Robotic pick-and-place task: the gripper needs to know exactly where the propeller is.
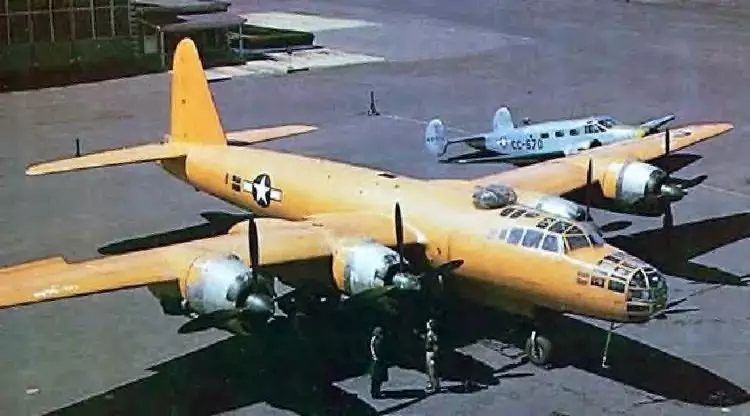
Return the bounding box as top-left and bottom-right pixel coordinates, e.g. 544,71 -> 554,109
585,158 -> 593,221
235,215 -> 276,311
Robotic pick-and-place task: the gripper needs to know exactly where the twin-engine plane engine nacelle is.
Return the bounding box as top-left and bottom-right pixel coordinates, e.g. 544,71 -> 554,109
183,254 -> 274,318
331,241 -> 421,296
600,161 -> 685,209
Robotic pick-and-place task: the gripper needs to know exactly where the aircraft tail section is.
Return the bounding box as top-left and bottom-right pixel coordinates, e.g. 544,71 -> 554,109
492,107 -> 514,131
425,119 -> 448,157
168,38 -> 226,146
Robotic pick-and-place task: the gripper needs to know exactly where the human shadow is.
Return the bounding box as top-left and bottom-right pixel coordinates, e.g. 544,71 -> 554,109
438,302 -> 750,408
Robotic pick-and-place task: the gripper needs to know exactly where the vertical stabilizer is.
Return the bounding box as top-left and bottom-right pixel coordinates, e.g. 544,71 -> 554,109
169,38 -> 226,145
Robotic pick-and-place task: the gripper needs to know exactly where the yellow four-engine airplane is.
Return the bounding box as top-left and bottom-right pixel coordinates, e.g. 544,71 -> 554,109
0,38 -> 734,368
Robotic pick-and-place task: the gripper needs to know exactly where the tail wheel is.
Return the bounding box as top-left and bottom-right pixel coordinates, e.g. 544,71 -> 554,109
525,331 -> 553,367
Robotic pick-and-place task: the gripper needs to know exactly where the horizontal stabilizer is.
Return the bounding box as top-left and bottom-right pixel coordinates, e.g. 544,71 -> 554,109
226,125 -> 318,146
26,144 -> 187,176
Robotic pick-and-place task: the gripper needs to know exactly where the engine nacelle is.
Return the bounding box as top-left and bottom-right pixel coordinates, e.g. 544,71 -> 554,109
600,161 -> 684,209
183,254 -> 273,316
472,183 -> 517,210
331,241 -> 420,296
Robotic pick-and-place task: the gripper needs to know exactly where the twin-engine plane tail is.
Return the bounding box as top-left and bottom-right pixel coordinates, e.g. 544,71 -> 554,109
26,38 -> 316,176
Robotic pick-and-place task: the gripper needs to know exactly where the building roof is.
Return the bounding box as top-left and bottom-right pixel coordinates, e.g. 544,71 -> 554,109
160,11 -> 245,32
134,0 -> 230,15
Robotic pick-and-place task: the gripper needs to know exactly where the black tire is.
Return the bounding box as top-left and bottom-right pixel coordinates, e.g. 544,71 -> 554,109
525,332 -> 553,367
589,139 -> 602,148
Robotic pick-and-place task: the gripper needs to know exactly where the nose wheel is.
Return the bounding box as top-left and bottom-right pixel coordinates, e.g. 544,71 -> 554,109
525,330 -> 553,367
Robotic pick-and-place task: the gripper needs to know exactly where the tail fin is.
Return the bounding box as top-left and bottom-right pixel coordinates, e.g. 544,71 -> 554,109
169,38 -> 226,146
492,107 -> 514,131
425,119 -> 448,157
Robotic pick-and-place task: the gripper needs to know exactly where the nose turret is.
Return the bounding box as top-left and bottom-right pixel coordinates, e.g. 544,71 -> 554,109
626,266 -> 668,321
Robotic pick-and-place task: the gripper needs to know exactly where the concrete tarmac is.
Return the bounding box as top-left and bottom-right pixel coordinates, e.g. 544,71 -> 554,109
2,0 -> 750,414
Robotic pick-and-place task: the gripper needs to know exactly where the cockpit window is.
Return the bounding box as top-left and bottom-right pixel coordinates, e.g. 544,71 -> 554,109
536,217 -> 554,229
598,117 -> 619,129
500,207 -> 515,217
565,225 -> 583,235
521,229 -> 544,248
523,211 -> 540,218
564,234 -> 590,251
549,220 -> 570,234
541,234 -> 560,253
506,227 -> 524,245
588,229 -> 605,246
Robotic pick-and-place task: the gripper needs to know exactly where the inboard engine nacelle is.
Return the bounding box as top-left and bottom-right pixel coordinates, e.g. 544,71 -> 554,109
331,241 -> 421,296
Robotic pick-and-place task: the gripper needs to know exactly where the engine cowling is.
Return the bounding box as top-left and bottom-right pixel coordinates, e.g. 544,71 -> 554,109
600,161 -> 685,208
331,241 -> 421,296
183,253 -> 274,318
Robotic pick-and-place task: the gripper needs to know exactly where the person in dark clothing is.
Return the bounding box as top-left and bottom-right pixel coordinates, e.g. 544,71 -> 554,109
369,326 -> 388,398
424,319 -> 440,394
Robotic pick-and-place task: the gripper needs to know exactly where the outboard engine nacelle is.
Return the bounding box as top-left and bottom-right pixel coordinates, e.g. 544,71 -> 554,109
183,254 -> 274,318
600,161 -> 685,209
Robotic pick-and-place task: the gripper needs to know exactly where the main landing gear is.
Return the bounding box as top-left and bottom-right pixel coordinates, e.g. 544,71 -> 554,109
525,330 -> 553,367
523,319 -> 617,370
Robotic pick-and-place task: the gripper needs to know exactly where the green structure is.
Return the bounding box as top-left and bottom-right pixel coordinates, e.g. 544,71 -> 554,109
0,0 -> 314,90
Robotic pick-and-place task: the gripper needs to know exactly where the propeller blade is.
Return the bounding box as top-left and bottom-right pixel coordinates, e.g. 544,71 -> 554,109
664,128 -> 671,156
177,310 -> 239,334
585,159 -> 593,220
395,203 -> 405,273
435,259 -> 464,274
236,217 -> 260,308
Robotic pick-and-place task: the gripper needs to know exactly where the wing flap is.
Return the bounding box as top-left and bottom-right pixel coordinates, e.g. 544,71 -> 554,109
26,143 -> 187,176
472,123 -> 733,195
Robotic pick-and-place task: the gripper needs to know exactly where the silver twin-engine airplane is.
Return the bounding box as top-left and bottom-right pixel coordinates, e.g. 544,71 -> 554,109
425,107 -> 675,164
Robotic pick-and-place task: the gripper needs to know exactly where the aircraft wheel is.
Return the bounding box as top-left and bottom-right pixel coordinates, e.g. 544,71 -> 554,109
525,331 -> 553,367
589,139 -> 602,148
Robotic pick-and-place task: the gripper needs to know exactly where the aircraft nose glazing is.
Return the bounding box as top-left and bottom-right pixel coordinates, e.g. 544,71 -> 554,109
626,267 -> 668,319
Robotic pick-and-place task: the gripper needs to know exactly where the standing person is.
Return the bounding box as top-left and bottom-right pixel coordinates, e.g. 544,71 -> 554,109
369,326 -> 388,398
424,319 -> 440,394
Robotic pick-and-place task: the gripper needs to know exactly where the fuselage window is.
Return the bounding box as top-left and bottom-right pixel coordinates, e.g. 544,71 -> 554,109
540,132 -> 550,139
608,279 -> 626,293
497,228 -> 508,240
541,234 -> 560,253
585,125 -> 595,134
509,209 -> 525,219
569,129 -> 580,136
506,227 -> 524,245
523,211 -> 540,218
564,234 -> 591,251
521,229 -> 544,248
555,131 -> 565,138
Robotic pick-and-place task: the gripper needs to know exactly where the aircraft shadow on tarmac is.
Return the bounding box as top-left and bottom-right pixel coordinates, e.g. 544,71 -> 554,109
43,307 -> 507,416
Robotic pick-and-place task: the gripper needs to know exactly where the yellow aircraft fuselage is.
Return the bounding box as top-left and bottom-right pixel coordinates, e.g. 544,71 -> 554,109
159,144 -> 666,323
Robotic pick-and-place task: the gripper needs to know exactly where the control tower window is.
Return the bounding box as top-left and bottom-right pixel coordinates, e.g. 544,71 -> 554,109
521,229 -> 544,249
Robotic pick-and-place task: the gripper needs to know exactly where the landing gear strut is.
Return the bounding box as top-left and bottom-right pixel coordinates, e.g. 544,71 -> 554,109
600,321 -> 615,369
525,330 -> 553,367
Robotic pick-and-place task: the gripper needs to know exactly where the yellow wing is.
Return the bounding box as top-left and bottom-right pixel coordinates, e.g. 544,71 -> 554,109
471,123 -> 733,195
0,213 -> 422,309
